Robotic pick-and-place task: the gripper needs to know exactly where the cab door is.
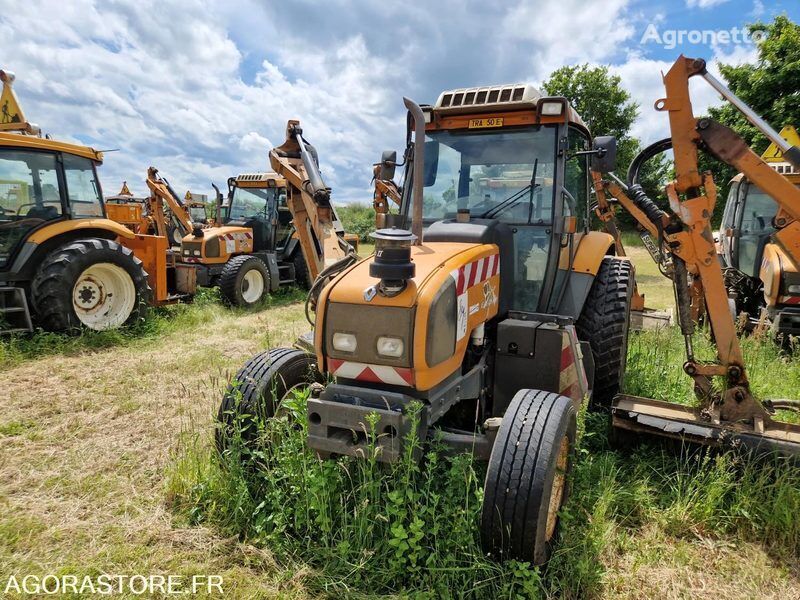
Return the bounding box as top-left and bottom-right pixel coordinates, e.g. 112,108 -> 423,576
718,179 -> 740,268
734,181 -> 778,279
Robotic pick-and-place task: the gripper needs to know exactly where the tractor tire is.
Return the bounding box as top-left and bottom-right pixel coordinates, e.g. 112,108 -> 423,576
481,389 -> 577,565
219,255 -> 270,307
168,224 -> 183,247
216,348 -> 323,451
576,257 -> 634,409
31,238 -> 151,332
292,249 -> 311,290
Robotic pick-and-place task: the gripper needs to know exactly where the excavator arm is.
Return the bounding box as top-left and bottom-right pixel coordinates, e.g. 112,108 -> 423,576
597,55 -> 800,455
145,167 -> 195,239
269,120 -> 354,282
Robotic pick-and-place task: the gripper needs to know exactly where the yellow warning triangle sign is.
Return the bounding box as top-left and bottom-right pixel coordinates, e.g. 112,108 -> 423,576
119,182 -> 132,196
761,125 -> 800,163
0,73 -> 26,130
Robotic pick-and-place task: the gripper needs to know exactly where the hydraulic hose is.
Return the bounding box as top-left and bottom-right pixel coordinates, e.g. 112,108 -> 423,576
304,251 -> 359,326
625,137 -> 673,230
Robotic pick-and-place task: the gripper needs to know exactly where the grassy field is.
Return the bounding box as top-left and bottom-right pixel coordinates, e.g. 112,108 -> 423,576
1,241 -> 798,598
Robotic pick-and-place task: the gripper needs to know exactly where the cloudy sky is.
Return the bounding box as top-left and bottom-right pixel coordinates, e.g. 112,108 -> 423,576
1,0 -> 798,203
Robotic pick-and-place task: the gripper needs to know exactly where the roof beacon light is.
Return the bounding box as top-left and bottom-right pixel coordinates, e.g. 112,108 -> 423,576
370,227 -> 416,297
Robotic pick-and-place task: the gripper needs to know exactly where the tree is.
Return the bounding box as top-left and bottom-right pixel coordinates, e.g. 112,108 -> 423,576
702,16 -> 800,216
542,64 -> 670,228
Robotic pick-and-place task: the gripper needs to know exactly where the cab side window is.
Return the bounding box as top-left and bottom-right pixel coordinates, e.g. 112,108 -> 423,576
565,128 -> 589,229
63,154 -> 103,218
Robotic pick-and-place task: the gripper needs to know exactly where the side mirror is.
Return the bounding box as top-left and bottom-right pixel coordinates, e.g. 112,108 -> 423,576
591,136 -> 617,173
379,150 -> 397,181
423,140 -> 439,187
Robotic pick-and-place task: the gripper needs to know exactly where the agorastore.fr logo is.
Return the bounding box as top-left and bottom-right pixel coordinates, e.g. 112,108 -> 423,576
2,574 -> 224,596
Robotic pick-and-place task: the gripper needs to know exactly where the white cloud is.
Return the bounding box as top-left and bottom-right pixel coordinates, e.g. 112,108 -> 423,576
686,0 -> 732,8
2,0 -> 398,203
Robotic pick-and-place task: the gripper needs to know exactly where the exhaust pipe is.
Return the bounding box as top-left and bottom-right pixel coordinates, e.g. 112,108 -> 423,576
403,97 -> 425,245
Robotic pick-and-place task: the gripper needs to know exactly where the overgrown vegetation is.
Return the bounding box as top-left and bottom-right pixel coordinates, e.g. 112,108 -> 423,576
168,328 -> 800,599
337,203 -> 377,242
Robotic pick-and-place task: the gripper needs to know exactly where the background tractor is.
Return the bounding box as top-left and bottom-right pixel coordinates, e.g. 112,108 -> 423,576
0,69 -> 160,333
716,126 -> 800,340
220,85 -> 634,565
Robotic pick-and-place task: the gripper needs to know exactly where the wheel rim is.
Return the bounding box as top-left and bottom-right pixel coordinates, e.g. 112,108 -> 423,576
72,263 -> 137,330
240,268 -> 265,303
545,435 -> 570,542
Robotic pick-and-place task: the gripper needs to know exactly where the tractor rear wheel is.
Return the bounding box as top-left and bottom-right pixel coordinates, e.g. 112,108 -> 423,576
216,348 -> 323,452
292,249 -> 311,290
31,238 -> 151,332
219,255 -> 270,307
481,389 -> 577,565
576,257 -> 634,409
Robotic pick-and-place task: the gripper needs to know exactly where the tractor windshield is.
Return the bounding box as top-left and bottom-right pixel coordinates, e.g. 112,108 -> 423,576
420,126 -> 557,224
413,125 -> 563,313
228,186 -> 279,222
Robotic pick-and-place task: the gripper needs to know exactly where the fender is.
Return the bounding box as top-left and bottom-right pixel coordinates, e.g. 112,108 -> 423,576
26,218 -> 135,245
9,219 -> 135,280
571,231 -> 615,275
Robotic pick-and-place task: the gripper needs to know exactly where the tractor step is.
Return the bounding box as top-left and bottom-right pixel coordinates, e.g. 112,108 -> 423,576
0,287 -> 33,334
613,394 -> 800,459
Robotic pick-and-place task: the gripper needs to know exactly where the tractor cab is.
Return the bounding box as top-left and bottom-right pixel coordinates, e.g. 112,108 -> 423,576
385,84 -> 614,317
225,173 -> 287,252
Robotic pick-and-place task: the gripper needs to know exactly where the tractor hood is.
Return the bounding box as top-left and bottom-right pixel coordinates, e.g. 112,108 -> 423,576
315,241 -> 501,391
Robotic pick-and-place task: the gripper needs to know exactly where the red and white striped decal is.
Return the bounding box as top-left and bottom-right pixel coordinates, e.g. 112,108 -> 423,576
450,253 -> 500,295
779,295 -> 800,305
558,328 -> 588,402
244,231 -> 253,239
225,233 -> 236,241
327,358 -> 414,387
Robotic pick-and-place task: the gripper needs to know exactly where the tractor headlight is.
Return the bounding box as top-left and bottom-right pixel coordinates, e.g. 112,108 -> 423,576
788,284 -> 800,295
332,332 -> 358,353
377,336 -> 404,358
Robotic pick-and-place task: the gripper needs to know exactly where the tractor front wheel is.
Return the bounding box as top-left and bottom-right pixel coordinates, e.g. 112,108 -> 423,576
219,255 -> 270,307
480,389 -> 577,565
216,348 -> 324,452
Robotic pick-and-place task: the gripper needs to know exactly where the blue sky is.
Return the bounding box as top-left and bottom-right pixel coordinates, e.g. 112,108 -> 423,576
1,0 -> 797,203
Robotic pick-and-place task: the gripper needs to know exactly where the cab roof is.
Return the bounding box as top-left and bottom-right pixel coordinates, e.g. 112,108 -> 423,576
430,82 -> 588,132
0,131 -> 104,163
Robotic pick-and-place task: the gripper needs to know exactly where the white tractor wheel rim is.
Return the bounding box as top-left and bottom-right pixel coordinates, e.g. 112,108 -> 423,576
72,263 -> 137,330
241,268 -> 265,304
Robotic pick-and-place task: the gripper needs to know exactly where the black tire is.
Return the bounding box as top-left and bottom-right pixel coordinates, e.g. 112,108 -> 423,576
219,255 -> 270,307
292,249 -> 311,290
576,257 -> 634,409
216,348 -> 324,451
168,224 -> 183,247
481,389 -> 577,565
30,238 -> 151,332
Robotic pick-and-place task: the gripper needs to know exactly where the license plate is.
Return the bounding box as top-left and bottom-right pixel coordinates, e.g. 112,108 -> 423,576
468,117 -> 504,129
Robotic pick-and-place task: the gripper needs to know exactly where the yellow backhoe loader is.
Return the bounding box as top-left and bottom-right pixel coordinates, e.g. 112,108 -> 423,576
0,69 -> 177,333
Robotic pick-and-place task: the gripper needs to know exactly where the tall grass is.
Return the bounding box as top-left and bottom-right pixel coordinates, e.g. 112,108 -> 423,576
0,286 -> 306,367
168,328 -> 800,598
